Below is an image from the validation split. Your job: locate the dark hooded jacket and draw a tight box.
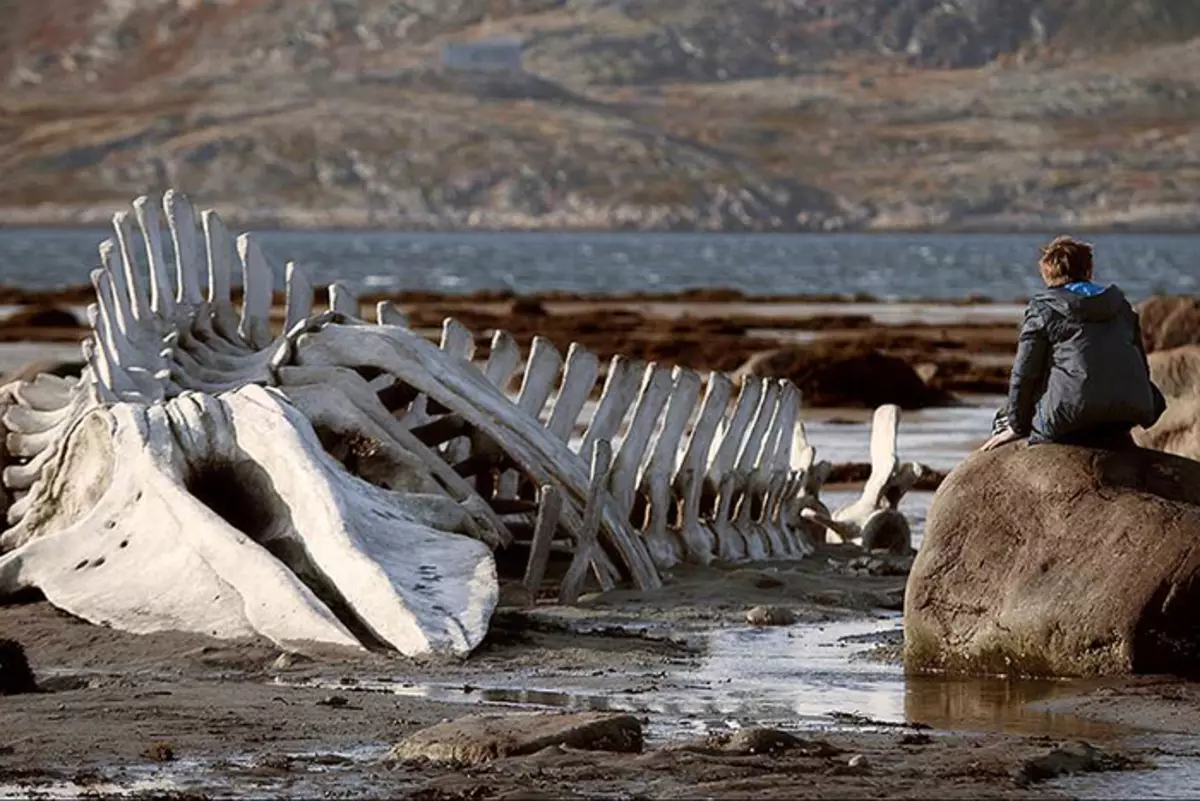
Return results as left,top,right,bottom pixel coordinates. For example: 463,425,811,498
994,283,1165,445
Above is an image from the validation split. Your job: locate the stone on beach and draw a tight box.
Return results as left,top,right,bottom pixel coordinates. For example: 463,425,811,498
387,711,644,765
1134,344,1200,460
666,727,824,756
737,340,951,409
0,638,38,695
746,605,797,626
906,443,1200,677
1138,295,1200,353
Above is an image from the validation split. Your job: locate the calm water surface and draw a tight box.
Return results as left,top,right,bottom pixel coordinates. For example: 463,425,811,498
0,229,1197,300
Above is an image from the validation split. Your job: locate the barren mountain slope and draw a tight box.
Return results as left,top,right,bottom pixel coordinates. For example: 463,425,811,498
1,0,1197,231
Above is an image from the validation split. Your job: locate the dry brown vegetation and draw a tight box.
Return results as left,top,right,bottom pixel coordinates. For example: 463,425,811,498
0,1,1198,231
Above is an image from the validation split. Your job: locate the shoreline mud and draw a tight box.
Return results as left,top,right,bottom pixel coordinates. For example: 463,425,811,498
3,550,1195,799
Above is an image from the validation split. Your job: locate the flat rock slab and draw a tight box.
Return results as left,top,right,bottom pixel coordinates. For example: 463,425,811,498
388,712,644,765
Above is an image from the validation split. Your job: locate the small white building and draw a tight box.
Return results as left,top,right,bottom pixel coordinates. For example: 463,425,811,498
441,37,525,73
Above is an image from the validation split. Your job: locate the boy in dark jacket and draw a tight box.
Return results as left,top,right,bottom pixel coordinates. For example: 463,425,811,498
983,236,1165,452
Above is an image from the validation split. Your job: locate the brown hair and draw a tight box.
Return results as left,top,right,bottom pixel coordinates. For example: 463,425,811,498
1039,236,1094,286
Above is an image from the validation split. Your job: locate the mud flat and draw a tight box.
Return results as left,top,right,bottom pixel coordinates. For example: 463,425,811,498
4,551,1198,800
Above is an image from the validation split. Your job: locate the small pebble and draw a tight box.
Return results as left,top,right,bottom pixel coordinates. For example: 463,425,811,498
746,605,796,626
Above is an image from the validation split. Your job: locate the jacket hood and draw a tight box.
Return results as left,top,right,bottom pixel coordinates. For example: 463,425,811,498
1035,284,1127,323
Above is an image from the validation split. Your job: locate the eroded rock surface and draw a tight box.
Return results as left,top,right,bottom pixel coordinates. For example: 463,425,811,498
738,342,951,409
906,443,1200,677
388,712,644,765
1138,295,1200,354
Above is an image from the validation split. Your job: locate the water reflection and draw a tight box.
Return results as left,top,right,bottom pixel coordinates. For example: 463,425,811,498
291,618,1125,742
905,674,1126,740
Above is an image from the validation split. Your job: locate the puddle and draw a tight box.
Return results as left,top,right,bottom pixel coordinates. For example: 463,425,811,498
282,616,1124,744
0,745,393,800
806,397,1002,472
1047,738,1200,799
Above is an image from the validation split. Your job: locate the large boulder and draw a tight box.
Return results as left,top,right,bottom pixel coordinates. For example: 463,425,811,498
738,340,952,409
1133,345,1200,461
1137,295,1200,353
1135,398,1200,462
905,443,1200,677
1147,345,1200,401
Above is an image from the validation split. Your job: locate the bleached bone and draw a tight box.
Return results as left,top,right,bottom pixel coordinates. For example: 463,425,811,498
376,301,408,328
0,192,511,657
496,337,563,499
609,364,674,519
291,322,662,591
546,343,600,442
708,377,764,483
731,380,783,559
581,355,642,463
523,484,563,598
672,372,732,564
560,440,612,605
639,367,702,568
0,389,497,655
0,190,925,652
329,283,361,319
801,404,921,555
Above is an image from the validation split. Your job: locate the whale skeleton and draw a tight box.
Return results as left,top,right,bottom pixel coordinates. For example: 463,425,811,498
0,192,922,657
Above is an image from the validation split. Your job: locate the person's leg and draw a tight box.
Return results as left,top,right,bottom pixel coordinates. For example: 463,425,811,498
1054,424,1136,450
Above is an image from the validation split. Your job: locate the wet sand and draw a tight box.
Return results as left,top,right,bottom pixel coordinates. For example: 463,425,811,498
1,555,1170,801
5,549,1194,799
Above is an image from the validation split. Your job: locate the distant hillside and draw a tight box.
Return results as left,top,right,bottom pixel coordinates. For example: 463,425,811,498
1,0,1198,231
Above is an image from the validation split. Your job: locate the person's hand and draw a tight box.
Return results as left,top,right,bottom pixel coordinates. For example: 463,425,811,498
980,428,1023,452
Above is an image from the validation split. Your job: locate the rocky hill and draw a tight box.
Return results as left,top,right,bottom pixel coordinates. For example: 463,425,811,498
1,0,1198,231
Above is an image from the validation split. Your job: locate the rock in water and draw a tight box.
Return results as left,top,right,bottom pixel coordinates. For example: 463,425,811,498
746,605,796,626
388,712,643,765
905,443,1200,677
0,638,38,695
737,342,951,409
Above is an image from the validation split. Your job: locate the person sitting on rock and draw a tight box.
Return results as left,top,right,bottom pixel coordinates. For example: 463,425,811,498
983,236,1165,451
